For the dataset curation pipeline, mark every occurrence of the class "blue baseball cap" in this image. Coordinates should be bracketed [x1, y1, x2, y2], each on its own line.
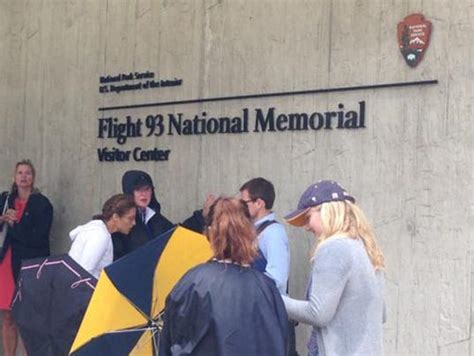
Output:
[285, 180, 355, 226]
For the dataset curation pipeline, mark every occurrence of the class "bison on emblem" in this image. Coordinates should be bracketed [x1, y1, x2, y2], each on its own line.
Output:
[397, 13, 432, 67]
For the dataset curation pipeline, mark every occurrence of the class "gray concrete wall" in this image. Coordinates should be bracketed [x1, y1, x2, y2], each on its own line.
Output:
[0, 1, 472, 355]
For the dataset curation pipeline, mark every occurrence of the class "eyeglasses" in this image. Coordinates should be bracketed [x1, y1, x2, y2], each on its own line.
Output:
[241, 199, 256, 205]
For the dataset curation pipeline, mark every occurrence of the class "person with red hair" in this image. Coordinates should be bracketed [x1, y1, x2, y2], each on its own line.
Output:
[159, 197, 288, 356]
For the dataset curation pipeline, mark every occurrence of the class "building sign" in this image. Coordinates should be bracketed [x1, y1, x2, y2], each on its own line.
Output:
[397, 13, 432, 67]
[97, 102, 366, 162]
[95, 70, 438, 163]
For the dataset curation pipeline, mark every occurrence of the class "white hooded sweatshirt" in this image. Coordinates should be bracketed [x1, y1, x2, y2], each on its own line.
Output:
[68, 219, 113, 278]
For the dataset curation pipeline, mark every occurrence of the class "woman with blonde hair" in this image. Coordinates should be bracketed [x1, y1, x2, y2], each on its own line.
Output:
[160, 197, 288, 356]
[283, 180, 385, 356]
[0, 159, 53, 356]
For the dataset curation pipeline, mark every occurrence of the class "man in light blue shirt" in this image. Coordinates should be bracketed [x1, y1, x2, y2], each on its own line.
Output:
[239, 177, 290, 294]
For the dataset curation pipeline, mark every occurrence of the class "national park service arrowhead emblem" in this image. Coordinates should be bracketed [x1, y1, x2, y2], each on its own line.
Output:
[397, 13, 432, 67]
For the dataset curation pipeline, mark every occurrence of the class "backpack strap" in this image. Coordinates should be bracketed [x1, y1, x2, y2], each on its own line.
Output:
[256, 219, 278, 234]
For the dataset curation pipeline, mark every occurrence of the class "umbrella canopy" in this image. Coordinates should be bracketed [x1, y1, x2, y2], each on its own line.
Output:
[11, 254, 97, 356]
[70, 226, 212, 356]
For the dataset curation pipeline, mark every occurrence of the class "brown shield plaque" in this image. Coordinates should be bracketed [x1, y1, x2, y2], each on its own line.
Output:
[397, 13, 432, 67]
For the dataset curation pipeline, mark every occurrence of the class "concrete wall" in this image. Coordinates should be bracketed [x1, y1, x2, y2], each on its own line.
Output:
[0, 1, 472, 354]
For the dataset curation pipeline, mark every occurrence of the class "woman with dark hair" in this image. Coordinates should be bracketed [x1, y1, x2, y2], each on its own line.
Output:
[159, 197, 289, 356]
[0, 159, 53, 356]
[68, 194, 136, 278]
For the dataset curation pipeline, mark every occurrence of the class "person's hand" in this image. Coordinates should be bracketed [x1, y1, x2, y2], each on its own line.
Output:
[3, 209, 17, 226]
[0, 214, 14, 226]
[203, 194, 217, 218]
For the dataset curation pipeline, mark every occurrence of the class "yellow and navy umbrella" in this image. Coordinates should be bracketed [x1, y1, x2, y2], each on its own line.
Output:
[69, 226, 212, 356]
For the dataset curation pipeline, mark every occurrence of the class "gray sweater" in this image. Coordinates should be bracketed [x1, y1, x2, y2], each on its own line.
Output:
[283, 236, 385, 356]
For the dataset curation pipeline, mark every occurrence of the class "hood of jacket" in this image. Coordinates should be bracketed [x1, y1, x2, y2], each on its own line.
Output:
[69, 219, 108, 242]
[121, 170, 161, 213]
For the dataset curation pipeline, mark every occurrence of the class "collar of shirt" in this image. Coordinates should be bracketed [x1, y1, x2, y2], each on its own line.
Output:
[142, 206, 156, 224]
[254, 212, 276, 228]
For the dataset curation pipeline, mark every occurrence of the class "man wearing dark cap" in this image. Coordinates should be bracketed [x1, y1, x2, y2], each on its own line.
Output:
[112, 170, 205, 259]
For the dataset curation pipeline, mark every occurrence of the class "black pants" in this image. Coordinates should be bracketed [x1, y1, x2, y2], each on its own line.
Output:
[287, 319, 299, 356]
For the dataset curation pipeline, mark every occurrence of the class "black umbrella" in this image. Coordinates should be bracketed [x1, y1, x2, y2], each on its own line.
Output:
[11, 254, 97, 356]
